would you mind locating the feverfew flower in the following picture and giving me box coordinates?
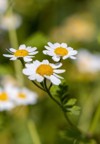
[0,13,22,30]
[8,87,38,106]
[0,0,8,14]
[43,42,77,62]
[23,60,65,85]
[3,44,38,62]
[0,88,14,111]
[76,49,100,73]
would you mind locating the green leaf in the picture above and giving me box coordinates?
[68,106,81,115]
[56,83,69,103]
[65,98,77,107]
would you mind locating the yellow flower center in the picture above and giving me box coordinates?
[18,93,26,99]
[14,50,28,57]
[36,64,53,76]
[0,92,8,101]
[54,47,68,56]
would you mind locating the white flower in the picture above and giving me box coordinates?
[0,0,8,14]
[3,44,38,62]
[23,60,65,85]
[76,49,100,73]
[0,13,22,30]
[0,88,14,111]
[43,42,77,62]
[8,87,38,106]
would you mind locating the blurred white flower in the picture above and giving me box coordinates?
[43,42,77,62]
[7,87,38,106]
[50,13,96,42]
[3,44,38,62]
[76,50,100,73]
[0,0,8,14]
[0,88,14,111]
[0,13,22,30]
[23,60,65,85]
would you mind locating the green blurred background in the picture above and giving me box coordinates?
[0,0,100,144]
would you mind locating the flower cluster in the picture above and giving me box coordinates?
[0,84,37,111]
[3,42,77,86]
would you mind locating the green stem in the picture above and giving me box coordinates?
[27,120,41,144]
[43,79,79,130]
[32,81,46,92]
[49,82,52,90]
[44,79,61,107]
[89,102,100,134]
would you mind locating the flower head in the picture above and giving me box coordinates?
[0,13,22,30]
[0,88,14,111]
[43,42,77,62]
[8,87,38,106]
[3,44,38,62]
[23,60,65,85]
[50,14,96,42]
[76,49,100,73]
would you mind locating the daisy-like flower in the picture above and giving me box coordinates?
[43,42,78,62]
[0,13,22,30]
[23,60,65,85]
[7,87,38,106]
[76,49,100,73]
[3,44,38,62]
[0,88,14,111]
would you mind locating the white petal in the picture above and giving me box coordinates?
[25,63,34,68]
[3,54,13,57]
[70,56,76,59]
[19,44,26,49]
[43,50,48,55]
[10,57,17,60]
[42,59,49,64]
[29,51,38,55]
[26,55,34,58]
[24,57,32,62]
[63,55,69,60]
[50,75,61,85]
[61,43,67,48]
[52,56,60,62]
[28,74,36,80]
[9,48,16,52]
[36,74,44,82]
[54,69,65,74]
[23,68,33,75]
[51,63,62,68]
[67,47,73,51]
[48,42,54,47]
[69,50,78,55]
[27,47,37,52]
[53,73,63,79]
[44,46,52,50]
[43,50,54,56]
[54,43,60,48]
[33,60,41,67]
